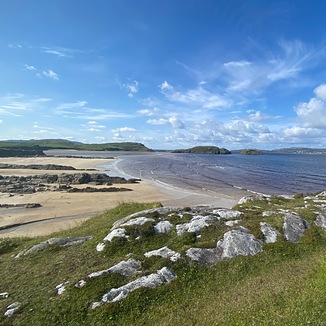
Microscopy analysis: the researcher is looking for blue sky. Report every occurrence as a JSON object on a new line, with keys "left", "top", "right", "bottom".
{"left": 1, "top": 0, "right": 326, "bottom": 149}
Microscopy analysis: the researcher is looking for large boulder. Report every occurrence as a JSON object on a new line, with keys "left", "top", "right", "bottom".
{"left": 282, "top": 214, "right": 309, "bottom": 242}
{"left": 216, "top": 227, "right": 263, "bottom": 259}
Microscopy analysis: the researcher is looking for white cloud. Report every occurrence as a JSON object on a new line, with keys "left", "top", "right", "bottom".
{"left": 116, "top": 77, "right": 139, "bottom": 97}
{"left": 126, "top": 80, "right": 139, "bottom": 97}
{"left": 160, "top": 82, "right": 229, "bottom": 109}
{"left": 56, "top": 101, "right": 87, "bottom": 110}
{"left": 224, "top": 60, "right": 252, "bottom": 68}
{"left": 43, "top": 70, "right": 59, "bottom": 80}
{"left": 137, "top": 107, "right": 160, "bottom": 116}
{"left": 295, "top": 83, "right": 326, "bottom": 128}
{"left": 0, "top": 119, "right": 3, "bottom": 123}
{"left": 24, "top": 64, "right": 37, "bottom": 71}
{"left": 81, "top": 121, "right": 106, "bottom": 132}
{"left": 314, "top": 83, "right": 326, "bottom": 101}
{"left": 8, "top": 43, "right": 22, "bottom": 48}
{"left": 169, "top": 117, "right": 185, "bottom": 129}
{"left": 159, "top": 81, "right": 173, "bottom": 91}
{"left": 112, "top": 127, "right": 137, "bottom": 132}
{"left": 147, "top": 117, "right": 185, "bottom": 129}
{"left": 147, "top": 118, "right": 169, "bottom": 126}
{"left": 247, "top": 111, "right": 272, "bottom": 122}
{"left": 40, "top": 46, "right": 82, "bottom": 58}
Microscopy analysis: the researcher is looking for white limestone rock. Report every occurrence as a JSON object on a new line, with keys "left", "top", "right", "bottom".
{"left": 4, "top": 302, "right": 21, "bottom": 317}
{"left": 213, "top": 209, "right": 242, "bottom": 219}
{"left": 153, "top": 220, "right": 174, "bottom": 234}
{"left": 238, "top": 194, "right": 269, "bottom": 205}
{"left": 95, "top": 267, "right": 176, "bottom": 305}
{"left": 75, "top": 259, "right": 142, "bottom": 288}
{"left": 15, "top": 236, "right": 93, "bottom": 258}
{"left": 216, "top": 227, "right": 263, "bottom": 259}
{"left": 0, "top": 292, "right": 9, "bottom": 299}
{"left": 282, "top": 214, "right": 309, "bottom": 242}
{"left": 176, "top": 215, "right": 218, "bottom": 235}
{"left": 56, "top": 281, "right": 69, "bottom": 295}
{"left": 225, "top": 220, "right": 240, "bottom": 227}
{"left": 144, "top": 246, "right": 181, "bottom": 262}
{"left": 314, "top": 214, "right": 326, "bottom": 231}
{"left": 96, "top": 242, "right": 106, "bottom": 252}
{"left": 103, "top": 228, "right": 128, "bottom": 242}
{"left": 120, "top": 217, "right": 155, "bottom": 227}
{"left": 260, "top": 222, "right": 278, "bottom": 243}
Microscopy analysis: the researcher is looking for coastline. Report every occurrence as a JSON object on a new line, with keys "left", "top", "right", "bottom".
{"left": 0, "top": 154, "right": 245, "bottom": 238}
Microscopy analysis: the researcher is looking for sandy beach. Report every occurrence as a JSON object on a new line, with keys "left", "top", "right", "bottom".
{"left": 0, "top": 155, "right": 243, "bottom": 238}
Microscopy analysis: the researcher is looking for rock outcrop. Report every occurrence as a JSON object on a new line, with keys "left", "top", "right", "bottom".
{"left": 15, "top": 236, "right": 93, "bottom": 257}
{"left": 282, "top": 214, "right": 309, "bottom": 242}
{"left": 91, "top": 267, "right": 176, "bottom": 307}
{"left": 0, "top": 173, "right": 139, "bottom": 194}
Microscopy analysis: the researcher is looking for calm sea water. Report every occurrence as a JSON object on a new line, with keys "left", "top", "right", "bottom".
{"left": 114, "top": 153, "right": 326, "bottom": 196}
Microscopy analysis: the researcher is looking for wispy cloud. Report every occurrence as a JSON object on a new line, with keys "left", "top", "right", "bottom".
{"left": 40, "top": 46, "right": 83, "bottom": 58}
{"left": 81, "top": 121, "right": 106, "bottom": 132}
{"left": 159, "top": 81, "right": 229, "bottom": 109}
{"left": 0, "top": 94, "right": 52, "bottom": 117}
{"left": 112, "top": 127, "right": 137, "bottom": 132}
{"left": 115, "top": 77, "right": 140, "bottom": 97}
{"left": 24, "top": 64, "right": 37, "bottom": 71}
{"left": 8, "top": 43, "right": 22, "bottom": 49}
{"left": 42, "top": 70, "right": 59, "bottom": 80}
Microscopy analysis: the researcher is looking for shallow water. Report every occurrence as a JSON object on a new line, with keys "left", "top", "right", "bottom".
{"left": 115, "top": 153, "right": 326, "bottom": 196}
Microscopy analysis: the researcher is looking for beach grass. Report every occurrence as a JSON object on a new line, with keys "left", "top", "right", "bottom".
{"left": 0, "top": 198, "right": 325, "bottom": 325}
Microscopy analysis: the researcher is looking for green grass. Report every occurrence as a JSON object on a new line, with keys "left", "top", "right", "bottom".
{"left": 0, "top": 197, "right": 325, "bottom": 325}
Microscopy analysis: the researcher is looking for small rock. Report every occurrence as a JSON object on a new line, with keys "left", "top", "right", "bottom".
{"left": 103, "top": 228, "right": 128, "bottom": 242}
{"left": 144, "top": 246, "right": 181, "bottom": 262}
{"left": 238, "top": 194, "right": 269, "bottom": 204}
{"left": 213, "top": 209, "right": 242, "bottom": 219}
{"left": 314, "top": 214, "right": 326, "bottom": 231}
{"left": 56, "top": 281, "right": 69, "bottom": 295}
{"left": 225, "top": 220, "right": 240, "bottom": 227}
{"left": 0, "top": 292, "right": 9, "bottom": 299}
{"left": 260, "top": 222, "right": 278, "bottom": 243}
{"left": 153, "top": 220, "right": 174, "bottom": 234}
{"left": 4, "top": 302, "right": 21, "bottom": 317}
{"left": 176, "top": 215, "right": 218, "bottom": 235}
{"left": 96, "top": 242, "right": 106, "bottom": 252}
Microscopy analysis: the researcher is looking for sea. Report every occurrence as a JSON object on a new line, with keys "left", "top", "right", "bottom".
{"left": 47, "top": 150, "right": 326, "bottom": 196}
{"left": 113, "top": 152, "right": 326, "bottom": 196}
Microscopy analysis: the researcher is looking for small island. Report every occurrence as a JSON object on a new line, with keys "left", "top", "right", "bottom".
{"left": 240, "top": 149, "right": 262, "bottom": 155}
{"left": 172, "top": 146, "right": 231, "bottom": 154}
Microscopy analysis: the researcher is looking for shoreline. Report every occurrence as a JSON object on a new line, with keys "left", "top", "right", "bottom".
{"left": 0, "top": 154, "right": 245, "bottom": 238}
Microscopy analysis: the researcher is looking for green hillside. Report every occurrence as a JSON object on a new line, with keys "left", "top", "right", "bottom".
{"left": 1, "top": 193, "right": 325, "bottom": 325}
{"left": 0, "top": 140, "right": 152, "bottom": 152}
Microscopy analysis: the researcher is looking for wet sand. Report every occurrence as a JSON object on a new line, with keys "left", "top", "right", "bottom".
{"left": 0, "top": 155, "right": 244, "bottom": 238}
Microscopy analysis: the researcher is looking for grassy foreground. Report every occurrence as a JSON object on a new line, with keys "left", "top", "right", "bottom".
{"left": 0, "top": 197, "right": 325, "bottom": 325}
